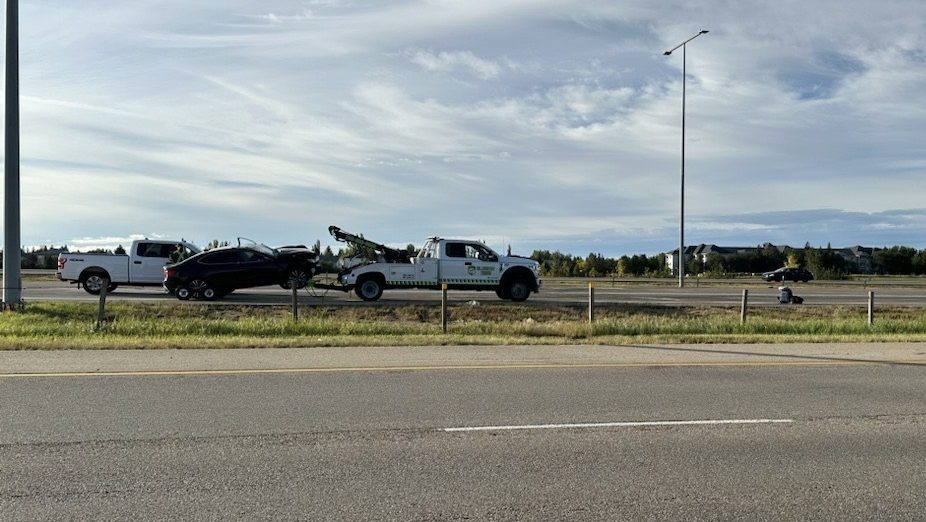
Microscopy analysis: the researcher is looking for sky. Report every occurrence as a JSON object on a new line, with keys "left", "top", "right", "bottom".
{"left": 3, "top": 0, "right": 926, "bottom": 257}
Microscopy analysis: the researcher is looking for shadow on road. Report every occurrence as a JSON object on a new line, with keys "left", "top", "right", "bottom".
{"left": 625, "top": 344, "right": 926, "bottom": 368}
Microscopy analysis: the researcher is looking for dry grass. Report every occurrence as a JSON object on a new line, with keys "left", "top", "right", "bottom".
{"left": 2, "top": 301, "right": 926, "bottom": 350}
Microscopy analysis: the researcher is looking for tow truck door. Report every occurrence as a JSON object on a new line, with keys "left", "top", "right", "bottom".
{"left": 440, "top": 241, "right": 499, "bottom": 287}
{"left": 411, "top": 239, "right": 439, "bottom": 286}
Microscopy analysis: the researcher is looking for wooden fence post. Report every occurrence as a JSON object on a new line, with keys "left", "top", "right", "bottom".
{"left": 96, "top": 278, "right": 109, "bottom": 329}
{"left": 441, "top": 283, "right": 448, "bottom": 333}
{"left": 740, "top": 289, "right": 749, "bottom": 324}
{"left": 868, "top": 291, "right": 874, "bottom": 326}
{"left": 292, "top": 284, "right": 299, "bottom": 320}
{"left": 588, "top": 283, "right": 595, "bottom": 323}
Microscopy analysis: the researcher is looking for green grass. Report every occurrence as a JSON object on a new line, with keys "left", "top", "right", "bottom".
{"left": 3, "top": 302, "right": 926, "bottom": 350}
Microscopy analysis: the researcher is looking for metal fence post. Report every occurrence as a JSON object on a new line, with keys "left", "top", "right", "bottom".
{"left": 868, "top": 291, "right": 874, "bottom": 326}
{"left": 740, "top": 289, "right": 748, "bottom": 324}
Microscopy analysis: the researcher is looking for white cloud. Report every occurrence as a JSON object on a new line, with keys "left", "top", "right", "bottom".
{"left": 5, "top": 0, "right": 926, "bottom": 257}
{"left": 409, "top": 49, "right": 505, "bottom": 79}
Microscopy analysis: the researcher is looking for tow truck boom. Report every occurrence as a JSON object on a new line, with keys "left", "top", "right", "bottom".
{"left": 328, "top": 225, "right": 410, "bottom": 263}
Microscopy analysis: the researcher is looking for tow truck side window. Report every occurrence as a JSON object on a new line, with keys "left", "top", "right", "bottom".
{"left": 465, "top": 244, "right": 498, "bottom": 262}
{"left": 445, "top": 242, "right": 466, "bottom": 258}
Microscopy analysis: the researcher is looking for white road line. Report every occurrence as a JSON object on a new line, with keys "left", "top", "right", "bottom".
{"left": 443, "top": 418, "right": 794, "bottom": 432}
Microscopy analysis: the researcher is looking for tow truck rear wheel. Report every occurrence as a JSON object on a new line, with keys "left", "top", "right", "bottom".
{"left": 355, "top": 277, "right": 384, "bottom": 301}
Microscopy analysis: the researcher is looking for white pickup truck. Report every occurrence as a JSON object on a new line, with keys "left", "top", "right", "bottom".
{"left": 57, "top": 239, "right": 200, "bottom": 294}
{"left": 324, "top": 226, "right": 541, "bottom": 302}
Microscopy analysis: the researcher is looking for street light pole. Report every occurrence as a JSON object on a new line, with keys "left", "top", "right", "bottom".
{"left": 4, "top": 0, "right": 22, "bottom": 308}
{"left": 664, "top": 30, "right": 708, "bottom": 288}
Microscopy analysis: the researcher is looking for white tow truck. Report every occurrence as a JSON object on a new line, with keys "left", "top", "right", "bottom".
{"left": 321, "top": 226, "right": 541, "bottom": 302}
{"left": 57, "top": 239, "right": 200, "bottom": 294}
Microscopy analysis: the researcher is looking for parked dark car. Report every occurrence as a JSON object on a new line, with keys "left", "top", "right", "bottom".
{"left": 163, "top": 239, "right": 317, "bottom": 300}
{"left": 761, "top": 267, "right": 814, "bottom": 283}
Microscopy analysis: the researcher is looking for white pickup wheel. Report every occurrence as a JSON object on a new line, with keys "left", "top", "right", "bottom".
{"left": 80, "top": 271, "right": 115, "bottom": 295}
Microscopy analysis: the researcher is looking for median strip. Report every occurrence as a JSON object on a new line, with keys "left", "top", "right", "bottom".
{"left": 443, "top": 418, "right": 794, "bottom": 432}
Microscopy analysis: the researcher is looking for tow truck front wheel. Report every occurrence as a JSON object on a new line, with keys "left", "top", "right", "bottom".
{"left": 506, "top": 279, "right": 531, "bottom": 302}
{"left": 355, "top": 278, "right": 384, "bottom": 301}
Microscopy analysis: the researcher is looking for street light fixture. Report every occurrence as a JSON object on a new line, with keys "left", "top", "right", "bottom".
{"left": 664, "top": 29, "right": 708, "bottom": 288}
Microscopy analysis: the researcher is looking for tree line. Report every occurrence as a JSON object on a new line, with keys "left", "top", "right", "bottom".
{"left": 530, "top": 250, "right": 668, "bottom": 277}
{"left": 532, "top": 244, "right": 926, "bottom": 279}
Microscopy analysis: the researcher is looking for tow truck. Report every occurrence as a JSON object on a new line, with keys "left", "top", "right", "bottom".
{"left": 318, "top": 226, "right": 541, "bottom": 302}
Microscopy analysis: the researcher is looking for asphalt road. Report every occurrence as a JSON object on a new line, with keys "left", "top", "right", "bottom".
{"left": 3, "top": 345, "right": 926, "bottom": 520}
{"left": 22, "top": 277, "right": 926, "bottom": 307}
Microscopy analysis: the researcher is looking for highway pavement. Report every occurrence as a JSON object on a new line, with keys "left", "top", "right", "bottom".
{"left": 3, "top": 344, "right": 926, "bottom": 520}
{"left": 21, "top": 276, "right": 926, "bottom": 307}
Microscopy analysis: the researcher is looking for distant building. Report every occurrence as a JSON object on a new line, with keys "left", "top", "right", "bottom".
{"left": 665, "top": 245, "right": 699, "bottom": 275}
{"left": 833, "top": 245, "right": 879, "bottom": 273}
{"left": 34, "top": 247, "right": 69, "bottom": 267}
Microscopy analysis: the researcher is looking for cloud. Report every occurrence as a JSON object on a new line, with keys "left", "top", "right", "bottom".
{"left": 258, "top": 10, "right": 314, "bottom": 24}
{"left": 7, "top": 0, "right": 926, "bottom": 258}
{"left": 409, "top": 49, "right": 505, "bottom": 79}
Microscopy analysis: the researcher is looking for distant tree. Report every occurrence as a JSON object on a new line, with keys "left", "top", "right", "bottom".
{"left": 583, "top": 253, "right": 613, "bottom": 277}
{"left": 704, "top": 253, "right": 725, "bottom": 277}
{"left": 114, "top": 244, "right": 126, "bottom": 255}
{"left": 617, "top": 256, "right": 630, "bottom": 277}
{"left": 912, "top": 249, "right": 926, "bottom": 275}
{"left": 873, "top": 246, "right": 916, "bottom": 275}
{"left": 312, "top": 240, "right": 322, "bottom": 255}
{"left": 205, "top": 239, "right": 230, "bottom": 251}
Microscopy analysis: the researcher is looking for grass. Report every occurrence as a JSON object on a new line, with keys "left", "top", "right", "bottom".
{"left": 2, "top": 301, "right": 926, "bottom": 350}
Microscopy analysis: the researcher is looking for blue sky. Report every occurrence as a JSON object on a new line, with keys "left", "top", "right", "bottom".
{"left": 4, "top": 0, "right": 926, "bottom": 256}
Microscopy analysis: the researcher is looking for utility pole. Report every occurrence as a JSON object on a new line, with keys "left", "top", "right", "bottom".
{"left": 664, "top": 30, "right": 708, "bottom": 288}
{"left": 3, "top": 0, "right": 22, "bottom": 308}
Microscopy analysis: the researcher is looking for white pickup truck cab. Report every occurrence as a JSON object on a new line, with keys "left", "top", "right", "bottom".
{"left": 336, "top": 234, "right": 541, "bottom": 302}
{"left": 57, "top": 239, "right": 200, "bottom": 294}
